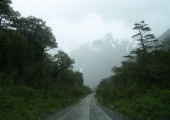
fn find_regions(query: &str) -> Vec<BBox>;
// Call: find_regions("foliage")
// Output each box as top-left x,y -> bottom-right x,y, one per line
0,1 -> 91,119
52,51 -> 75,79
96,21 -> 170,120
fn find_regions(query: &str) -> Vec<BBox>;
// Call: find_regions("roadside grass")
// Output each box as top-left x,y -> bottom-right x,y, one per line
0,85 -> 82,120
96,87 -> 170,120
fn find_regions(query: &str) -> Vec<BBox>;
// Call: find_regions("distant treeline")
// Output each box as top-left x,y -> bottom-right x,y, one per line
0,0 -> 91,119
96,21 -> 170,120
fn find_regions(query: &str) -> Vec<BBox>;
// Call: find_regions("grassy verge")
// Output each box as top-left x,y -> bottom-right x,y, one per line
0,85 -> 82,120
96,86 -> 170,120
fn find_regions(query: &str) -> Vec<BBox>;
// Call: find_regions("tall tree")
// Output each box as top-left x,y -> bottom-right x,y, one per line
13,16 -> 57,62
124,21 -> 160,85
52,51 -> 75,78
131,21 -> 158,53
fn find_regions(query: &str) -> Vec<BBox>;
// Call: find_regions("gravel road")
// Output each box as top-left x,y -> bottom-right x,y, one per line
43,93 -> 130,120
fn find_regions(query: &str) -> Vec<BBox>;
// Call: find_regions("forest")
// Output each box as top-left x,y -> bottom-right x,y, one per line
0,1 -> 91,119
96,21 -> 170,120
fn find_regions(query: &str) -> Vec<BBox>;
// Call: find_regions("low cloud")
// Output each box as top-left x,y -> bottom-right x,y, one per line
12,0 -> 170,52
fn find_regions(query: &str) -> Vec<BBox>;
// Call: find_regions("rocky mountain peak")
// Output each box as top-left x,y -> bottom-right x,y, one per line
69,33 -> 136,88
102,32 -> 113,41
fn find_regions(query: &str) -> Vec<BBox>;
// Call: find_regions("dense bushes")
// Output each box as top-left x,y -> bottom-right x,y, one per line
96,82 -> 170,120
0,72 -> 91,119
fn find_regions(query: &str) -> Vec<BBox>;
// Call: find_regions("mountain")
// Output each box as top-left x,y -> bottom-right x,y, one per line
158,28 -> 170,41
156,28 -> 170,51
69,33 -> 136,88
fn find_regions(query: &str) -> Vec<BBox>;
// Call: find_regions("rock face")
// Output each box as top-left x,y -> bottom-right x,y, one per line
69,33 -> 136,88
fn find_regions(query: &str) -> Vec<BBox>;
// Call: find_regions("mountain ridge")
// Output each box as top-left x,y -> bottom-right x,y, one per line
158,28 -> 170,41
69,33 -> 135,88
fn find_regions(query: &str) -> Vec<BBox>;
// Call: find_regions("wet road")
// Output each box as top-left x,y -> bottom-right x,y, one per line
47,94 -> 112,120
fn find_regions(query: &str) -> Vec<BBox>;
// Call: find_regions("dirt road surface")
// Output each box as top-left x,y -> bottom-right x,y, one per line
45,94 -> 129,120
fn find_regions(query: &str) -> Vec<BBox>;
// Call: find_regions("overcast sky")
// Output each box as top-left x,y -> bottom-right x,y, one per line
11,0 -> 170,52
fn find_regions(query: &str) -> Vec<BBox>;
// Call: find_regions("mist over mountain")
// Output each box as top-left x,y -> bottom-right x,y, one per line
157,28 -> 170,50
158,28 -> 170,41
47,28 -> 170,88
69,33 -> 136,88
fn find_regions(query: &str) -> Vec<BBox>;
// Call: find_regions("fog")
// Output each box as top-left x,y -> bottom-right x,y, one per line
11,0 -> 170,88
69,33 -> 136,88
12,0 -> 170,52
